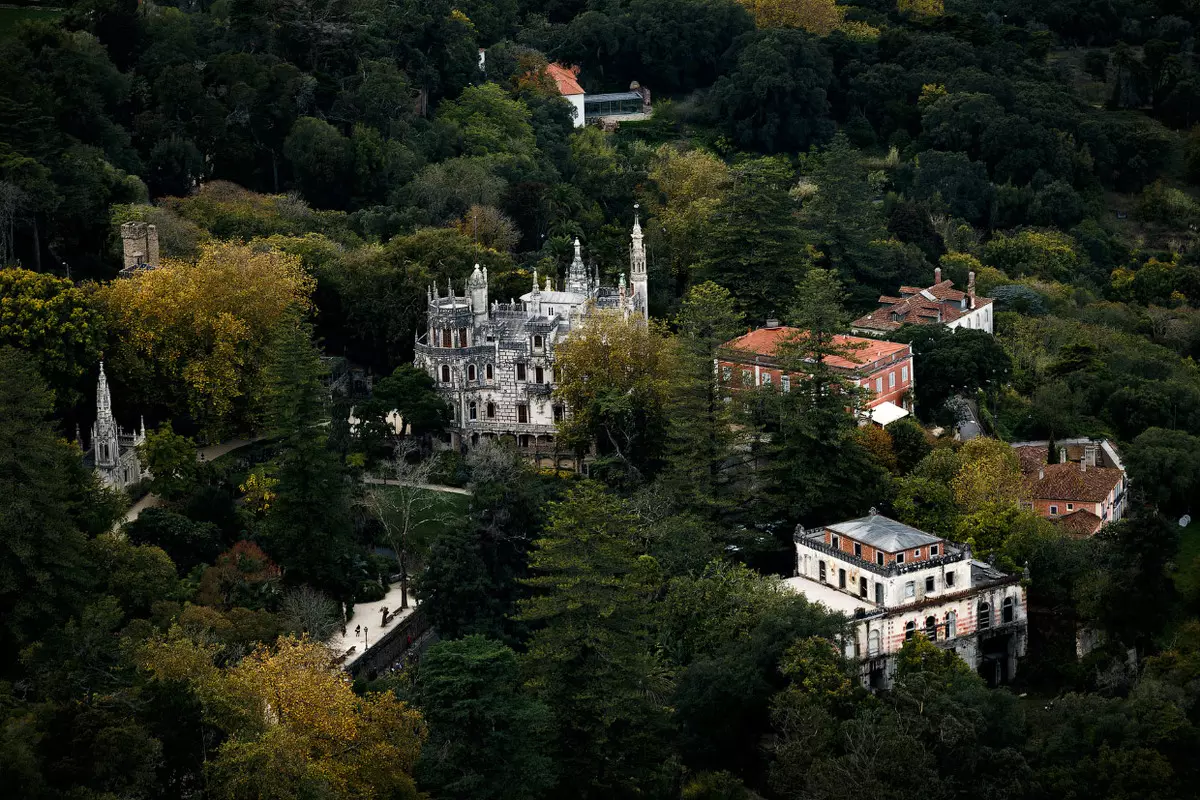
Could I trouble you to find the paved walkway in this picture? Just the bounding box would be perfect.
[122,492,163,525]
[362,476,471,495]
[326,584,419,667]
[122,437,262,527]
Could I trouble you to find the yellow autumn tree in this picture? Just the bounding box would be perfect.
[553,310,681,479]
[647,144,731,280]
[138,634,425,800]
[97,242,314,438]
[950,437,1025,513]
[898,0,944,16]
[738,0,846,35]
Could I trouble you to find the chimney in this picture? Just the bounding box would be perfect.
[1059,446,1067,464]
[934,266,942,284]
[1038,467,1044,480]
[968,271,976,309]
[1084,443,1099,467]
[1080,457,1087,473]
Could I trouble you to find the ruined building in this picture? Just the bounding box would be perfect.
[119,221,159,277]
[414,215,648,470]
[786,512,1028,689]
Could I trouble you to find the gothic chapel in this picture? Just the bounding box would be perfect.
[81,362,149,491]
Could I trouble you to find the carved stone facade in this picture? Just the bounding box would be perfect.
[82,362,149,491]
[414,217,648,469]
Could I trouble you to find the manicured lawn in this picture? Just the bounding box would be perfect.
[0,7,63,38]
[374,485,471,544]
[1172,519,1200,599]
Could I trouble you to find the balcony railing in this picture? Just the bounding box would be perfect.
[796,531,968,579]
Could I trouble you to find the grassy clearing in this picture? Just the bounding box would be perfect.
[375,485,471,543]
[1172,518,1200,599]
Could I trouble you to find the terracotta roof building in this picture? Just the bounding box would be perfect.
[545,63,652,129]
[718,322,914,422]
[852,267,994,335]
[1012,439,1128,535]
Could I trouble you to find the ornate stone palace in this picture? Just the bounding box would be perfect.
[81,362,149,491]
[414,215,648,470]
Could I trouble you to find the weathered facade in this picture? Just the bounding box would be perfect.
[785,513,1027,689]
[119,221,159,277]
[81,362,149,491]
[414,218,648,468]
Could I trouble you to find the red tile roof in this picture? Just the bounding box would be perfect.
[1023,462,1123,503]
[546,63,584,96]
[723,326,910,371]
[853,279,993,333]
[1055,509,1103,537]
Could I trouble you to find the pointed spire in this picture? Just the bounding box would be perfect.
[567,236,588,294]
[532,269,540,293]
[633,201,642,235]
[96,361,112,417]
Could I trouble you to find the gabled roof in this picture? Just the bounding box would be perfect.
[1023,462,1123,503]
[723,326,910,371]
[546,63,584,96]
[826,514,942,552]
[853,279,993,333]
[1055,509,1103,537]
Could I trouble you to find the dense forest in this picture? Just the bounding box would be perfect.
[4,0,1200,797]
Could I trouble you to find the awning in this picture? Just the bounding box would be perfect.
[868,401,909,426]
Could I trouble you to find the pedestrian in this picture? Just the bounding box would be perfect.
[355,624,361,636]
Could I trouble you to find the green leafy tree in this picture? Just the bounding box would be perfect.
[262,314,358,599]
[138,422,200,501]
[355,364,450,452]
[661,282,747,517]
[1125,428,1200,516]
[0,347,94,665]
[518,483,677,797]
[415,636,557,800]
[698,157,808,320]
[706,29,834,154]
[891,325,1011,417]
[0,268,104,406]
[124,507,222,574]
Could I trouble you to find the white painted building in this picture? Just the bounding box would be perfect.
[785,513,1027,688]
[413,217,648,469]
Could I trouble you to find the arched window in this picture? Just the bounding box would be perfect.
[469,401,477,421]
[440,365,451,383]
[868,629,881,657]
[1002,597,1015,624]
[467,364,477,381]
[486,402,496,419]
[441,328,452,347]
[905,621,916,641]
[486,363,494,380]
[946,610,957,638]
[977,602,992,630]
[925,616,937,641]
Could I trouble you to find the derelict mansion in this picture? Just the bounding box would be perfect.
[414,215,649,470]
